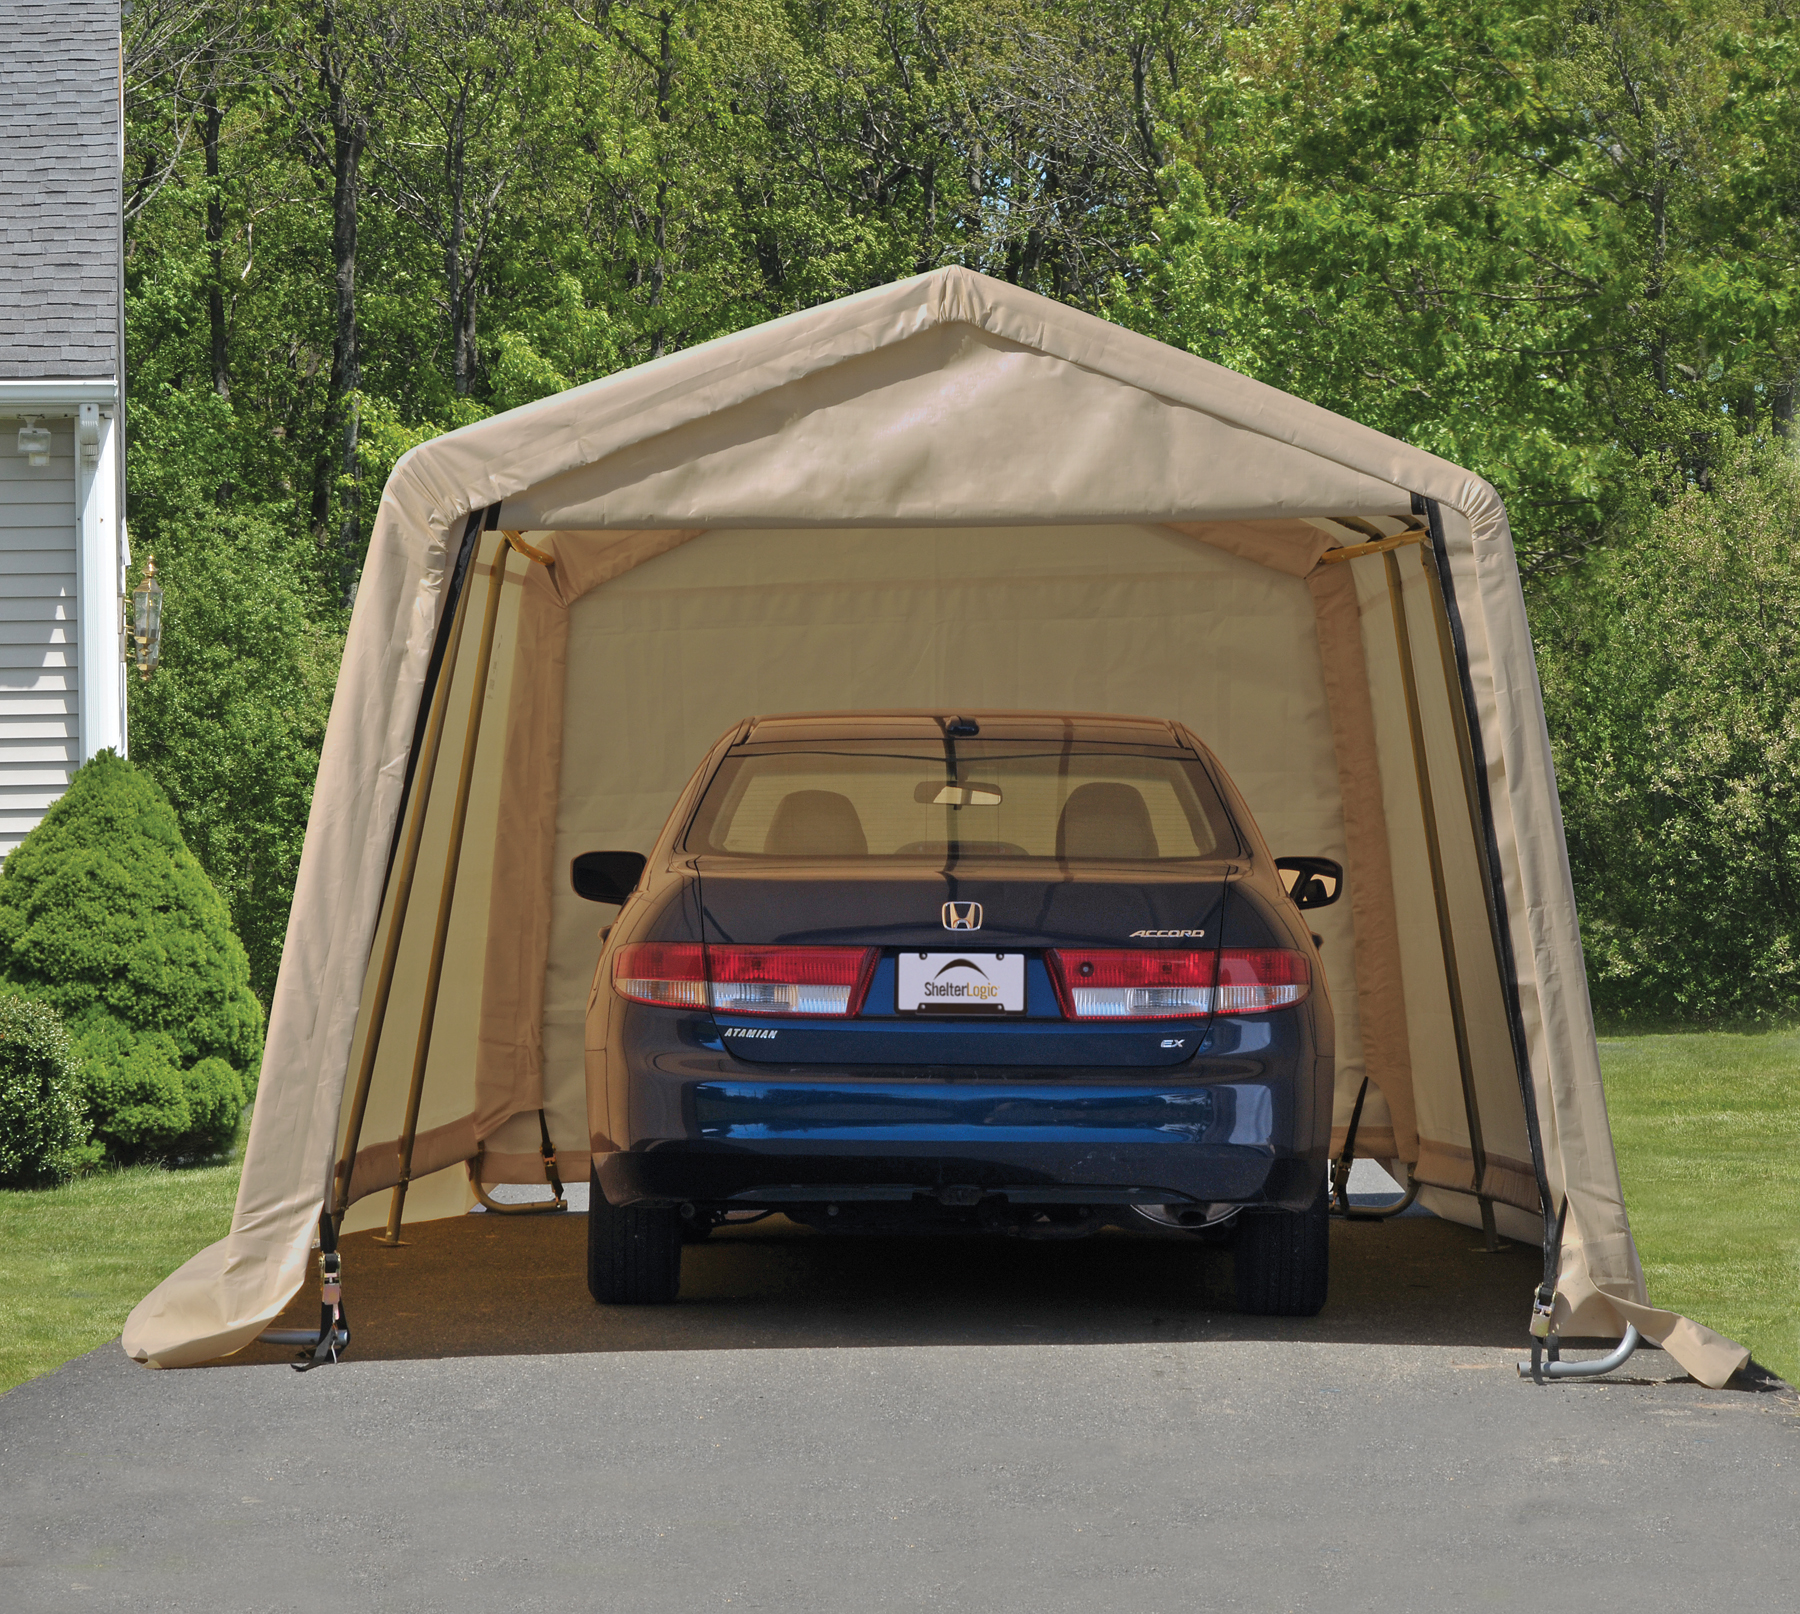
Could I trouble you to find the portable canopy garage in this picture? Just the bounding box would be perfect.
[124,266,1746,1385]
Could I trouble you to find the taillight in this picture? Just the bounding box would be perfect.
[612,942,707,1009]
[1215,949,1310,1012]
[708,946,875,1016]
[1046,948,1311,1019]
[612,943,876,1017]
[1048,950,1215,1019]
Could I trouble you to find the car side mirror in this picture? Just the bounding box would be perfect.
[1276,856,1343,910]
[571,850,647,904]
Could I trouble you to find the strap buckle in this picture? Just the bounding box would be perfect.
[1529,1282,1556,1339]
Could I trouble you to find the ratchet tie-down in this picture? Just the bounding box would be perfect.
[292,1209,349,1372]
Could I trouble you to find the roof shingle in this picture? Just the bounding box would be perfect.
[0,0,121,380]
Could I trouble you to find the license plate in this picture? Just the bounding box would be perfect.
[896,951,1027,1014]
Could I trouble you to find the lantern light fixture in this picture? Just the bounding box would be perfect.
[129,555,163,681]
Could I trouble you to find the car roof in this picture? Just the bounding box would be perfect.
[734,711,1192,749]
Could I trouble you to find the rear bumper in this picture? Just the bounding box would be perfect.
[601,1072,1326,1210]
[599,1006,1332,1214]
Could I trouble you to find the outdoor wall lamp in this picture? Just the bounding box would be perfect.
[17,420,50,466]
[129,556,163,681]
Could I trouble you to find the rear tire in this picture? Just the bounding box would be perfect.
[1232,1184,1329,1317]
[587,1165,682,1304]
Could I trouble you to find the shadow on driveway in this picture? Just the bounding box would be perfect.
[216,1210,1553,1368]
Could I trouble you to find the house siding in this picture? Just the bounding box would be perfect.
[0,416,80,857]
[1,0,123,854]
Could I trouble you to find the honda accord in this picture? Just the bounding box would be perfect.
[572,711,1341,1314]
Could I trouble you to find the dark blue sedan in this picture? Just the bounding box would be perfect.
[573,711,1340,1314]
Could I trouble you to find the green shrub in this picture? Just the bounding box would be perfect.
[73,1021,189,1157]
[0,752,263,1160]
[62,1015,241,1162]
[181,1058,246,1156]
[0,991,97,1186]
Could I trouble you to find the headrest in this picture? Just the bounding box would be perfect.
[763,790,869,857]
[1055,782,1159,861]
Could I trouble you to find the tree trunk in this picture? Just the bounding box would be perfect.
[310,1,366,603]
[1774,370,1797,440]
[448,103,474,395]
[203,85,230,400]
[647,7,674,362]
[329,97,365,594]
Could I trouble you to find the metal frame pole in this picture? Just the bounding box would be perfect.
[329,547,478,1225]
[379,535,510,1245]
[1384,547,1502,1250]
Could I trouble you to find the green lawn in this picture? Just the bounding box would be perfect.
[0,1153,242,1393]
[1599,1029,1800,1388]
[1,1031,1795,1394]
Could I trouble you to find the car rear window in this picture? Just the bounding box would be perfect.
[684,741,1239,861]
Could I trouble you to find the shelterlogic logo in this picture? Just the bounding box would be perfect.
[922,958,1002,1001]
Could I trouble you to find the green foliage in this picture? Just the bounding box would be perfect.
[125,513,342,1002]
[1539,434,1800,1026]
[1117,0,1800,576]
[0,992,97,1188]
[0,753,263,1160]
[69,1016,246,1162]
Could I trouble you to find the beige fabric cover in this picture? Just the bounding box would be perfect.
[121,267,1747,1387]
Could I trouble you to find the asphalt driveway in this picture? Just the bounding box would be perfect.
[1,1207,1794,1612]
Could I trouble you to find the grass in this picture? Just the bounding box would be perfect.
[1599,1029,1800,1388]
[0,1152,243,1394]
[0,1032,1795,1394]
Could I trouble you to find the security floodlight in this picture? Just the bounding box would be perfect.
[17,421,50,466]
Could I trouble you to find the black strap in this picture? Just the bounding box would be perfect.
[293,1208,349,1373]
[1331,1076,1371,1215]
[537,1109,564,1204]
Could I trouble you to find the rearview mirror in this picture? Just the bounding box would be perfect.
[1276,856,1343,910]
[571,850,647,904]
[913,780,1003,806]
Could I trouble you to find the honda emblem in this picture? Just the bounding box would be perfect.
[942,901,983,931]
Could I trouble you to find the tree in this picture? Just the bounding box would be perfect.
[126,516,341,1004]
[1537,431,1800,1025]
[273,0,389,596]
[365,0,546,397]
[1117,0,1800,575]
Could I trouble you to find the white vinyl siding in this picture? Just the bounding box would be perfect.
[0,417,79,857]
